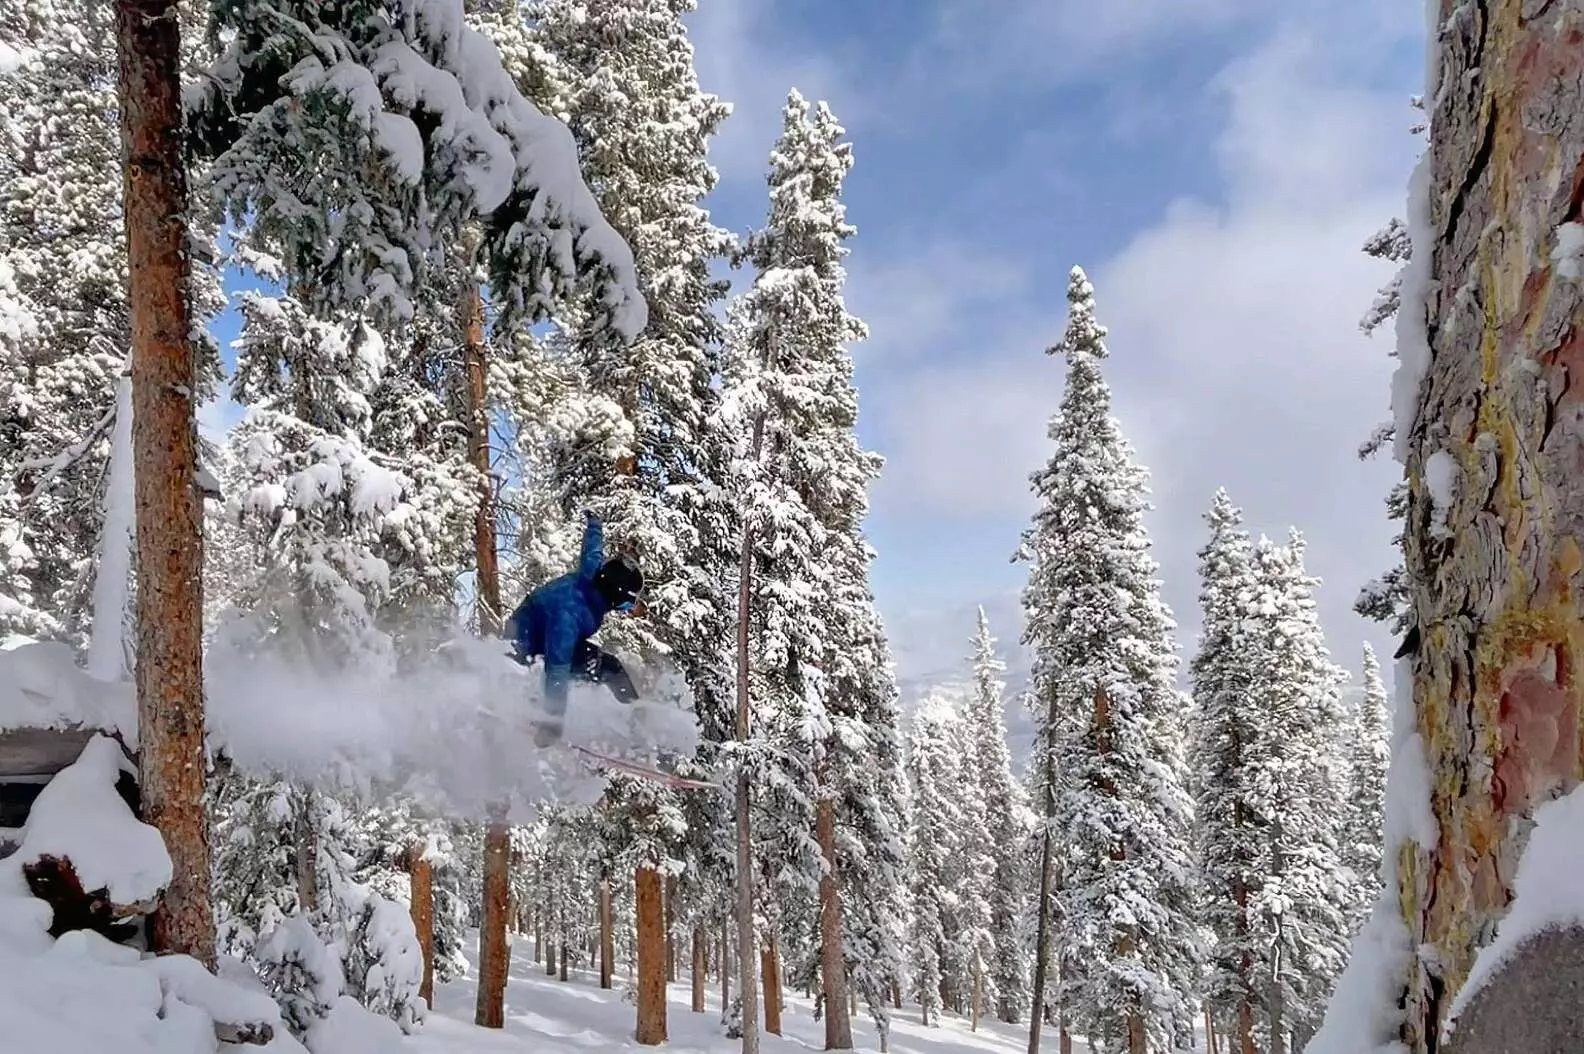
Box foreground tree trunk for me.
[761,938,783,1035]
[116,0,214,968]
[692,927,708,1013]
[636,866,668,1044]
[1396,3,1584,1049]
[600,878,615,990]
[817,795,853,1049]
[409,846,435,1007]
[465,277,512,1028]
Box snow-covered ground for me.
[413,931,1033,1054]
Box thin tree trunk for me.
[892,978,902,1011]
[636,866,668,1043]
[971,955,982,1032]
[546,936,557,977]
[734,411,765,1054]
[409,846,435,1007]
[559,942,569,983]
[761,939,783,1036]
[665,875,677,984]
[293,791,317,913]
[116,0,213,968]
[817,795,853,1049]
[692,927,707,1013]
[721,925,731,1012]
[1027,695,1059,1054]
[600,878,615,990]
[467,274,512,1028]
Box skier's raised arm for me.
[577,509,605,580]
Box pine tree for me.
[966,607,1032,1024]
[1188,489,1268,1054]
[1343,645,1389,923]
[722,89,891,1047]
[1242,533,1354,1049]
[904,694,963,1027]
[515,6,735,1040]
[1016,267,1199,1053]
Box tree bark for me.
[293,791,317,913]
[734,419,764,1054]
[816,795,853,1049]
[692,927,708,1013]
[720,924,731,1012]
[665,875,678,984]
[475,812,512,1027]
[761,938,783,1036]
[117,0,213,968]
[1394,7,1584,1050]
[559,941,569,983]
[464,274,513,1028]
[636,866,668,1044]
[409,847,435,1007]
[600,878,615,990]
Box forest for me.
[2,2,1583,1054]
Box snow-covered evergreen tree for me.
[1242,533,1354,1047]
[1016,267,1199,1052]
[1343,643,1390,914]
[0,0,221,649]
[904,694,964,1026]
[1188,489,1269,1048]
[965,607,1032,1023]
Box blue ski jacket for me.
[504,513,611,716]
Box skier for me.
[504,509,644,747]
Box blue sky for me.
[205,0,1428,695]
[677,0,1427,692]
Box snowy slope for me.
[413,930,1037,1054]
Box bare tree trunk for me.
[892,978,902,1011]
[720,924,731,1012]
[665,875,678,984]
[410,847,435,1007]
[734,418,764,1054]
[636,866,668,1044]
[1027,694,1059,1054]
[466,276,513,1028]
[475,812,511,1027]
[600,878,615,990]
[692,927,708,1013]
[817,795,854,1049]
[559,942,569,983]
[1394,6,1584,1051]
[293,791,317,913]
[116,0,213,968]
[971,955,982,1033]
[761,939,783,1036]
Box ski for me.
[566,744,723,792]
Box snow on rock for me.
[1423,449,1459,539]
[149,950,284,1042]
[18,735,170,907]
[306,995,407,1054]
[1446,784,1584,1029]
[0,640,136,738]
[1552,221,1584,281]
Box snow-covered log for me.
[14,735,164,938]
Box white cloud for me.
[866,15,1419,680]
[684,2,863,190]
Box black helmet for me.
[593,554,643,611]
